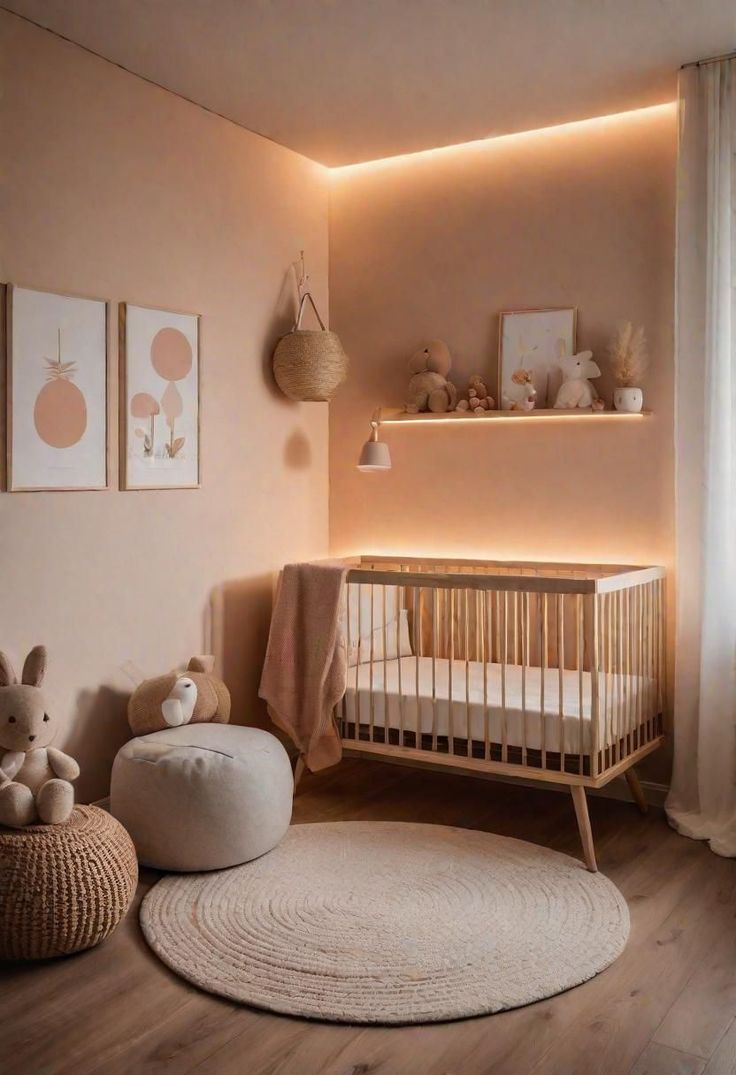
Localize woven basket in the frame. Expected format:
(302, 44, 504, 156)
(0, 805, 138, 960)
(273, 292, 348, 402)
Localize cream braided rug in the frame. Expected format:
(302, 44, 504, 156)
(140, 821, 629, 1024)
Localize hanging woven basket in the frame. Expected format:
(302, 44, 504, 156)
(273, 293, 348, 402)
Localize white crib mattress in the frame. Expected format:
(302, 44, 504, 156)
(343, 656, 654, 756)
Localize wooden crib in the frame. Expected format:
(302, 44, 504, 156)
(334, 555, 666, 871)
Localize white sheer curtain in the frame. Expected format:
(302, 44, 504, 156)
(666, 58, 736, 857)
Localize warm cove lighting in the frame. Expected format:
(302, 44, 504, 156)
(383, 410, 648, 425)
(330, 102, 676, 177)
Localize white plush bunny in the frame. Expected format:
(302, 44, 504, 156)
(554, 351, 601, 409)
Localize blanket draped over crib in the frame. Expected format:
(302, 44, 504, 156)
(259, 560, 348, 772)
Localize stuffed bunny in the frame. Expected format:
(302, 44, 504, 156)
(554, 351, 601, 409)
(405, 340, 458, 414)
(127, 656, 231, 736)
(0, 646, 79, 828)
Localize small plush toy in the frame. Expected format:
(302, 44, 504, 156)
(456, 374, 495, 414)
(554, 351, 602, 409)
(503, 368, 537, 411)
(405, 340, 458, 414)
(0, 646, 80, 828)
(128, 656, 231, 736)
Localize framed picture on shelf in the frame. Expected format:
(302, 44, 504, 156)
(6, 285, 108, 491)
(498, 307, 577, 410)
(120, 304, 200, 490)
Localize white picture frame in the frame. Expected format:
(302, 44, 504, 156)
(498, 307, 577, 409)
(6, 285, 109, 492)
(120, 304, 200, 490)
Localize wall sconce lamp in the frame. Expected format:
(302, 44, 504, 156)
(357, 409, 392, 472)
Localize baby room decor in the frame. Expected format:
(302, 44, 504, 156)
(553, 351, 602, 409)
(502, 368, 537, 411)
(0, 805, 137, 960)
(139, 820, 629, 1024)
(357, 409, 392, 471)
(456, 374, 495, 413)
(405, 339, 457, 413)
(273, 291, 348, 402)
(324, 555, 665, 871)
(609, 322, 648, 413)
(6, 285, 108, 491)
(120, 303, 200, 489)
(498, 307, 576, 409)
(127, 656, 231, 735)
(0, 646, 80, 828)
(111, 723, 293, 870)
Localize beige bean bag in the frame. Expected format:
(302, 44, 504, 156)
(110, 724, 293, 871)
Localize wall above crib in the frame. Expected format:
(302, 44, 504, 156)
(328, 103, 676, 782)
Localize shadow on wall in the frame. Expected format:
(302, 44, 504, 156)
(206, 573, 276, 730)
(65, 685, 131, 804)
(284, 428, 312, 469)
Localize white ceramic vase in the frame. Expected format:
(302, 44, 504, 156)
(613, 386, 643, 413)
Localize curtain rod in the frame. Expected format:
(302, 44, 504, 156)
(681, 48, 736, 69)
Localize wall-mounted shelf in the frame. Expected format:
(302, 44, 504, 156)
(381, 408, 651, 425)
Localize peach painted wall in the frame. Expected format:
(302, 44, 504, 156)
(329, 108, 677, 780)
(0, 12, 330, 801)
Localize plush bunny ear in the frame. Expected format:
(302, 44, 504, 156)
(0, 652, 17, 687)
(188, 655, 215, 674)
(22, 645, 47, 687)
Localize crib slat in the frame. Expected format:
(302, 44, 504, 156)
(540, 592, 547, 770)
(369, 582, 375, 742)
(590, 593, 600, 778)
(431, 588, 438, 751)
(557, 593, 565, 766)
(448, 588, 454, 752)
(521, 591, 528, 767)
(501, 591, 508, 764)
(465, 588, 471, 758)
(397, 581, 404, 748)
(382, 583, 388, 746)
(414, 586, 421, 748)
(482, 589, 490, 761)
(577, 593, 584, 773)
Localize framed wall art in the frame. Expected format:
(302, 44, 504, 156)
(6, 285, 108, 491)
(120, 304, 200, 490)
(498, 307, 577, 409)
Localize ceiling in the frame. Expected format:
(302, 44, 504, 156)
(3, 0, 735, 166)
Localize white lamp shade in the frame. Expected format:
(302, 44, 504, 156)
(357, 438, 391, 471)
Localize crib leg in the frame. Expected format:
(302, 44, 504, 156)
(570, 786, 598, 873)
(294, 755, 307, 791)
(624, 767, 648, 814)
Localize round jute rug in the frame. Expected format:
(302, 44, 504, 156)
(140, 821, 629, 1025)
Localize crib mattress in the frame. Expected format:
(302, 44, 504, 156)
(342, 656, 655, 756)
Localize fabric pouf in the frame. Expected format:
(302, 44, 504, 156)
(110, 724, 293, 871)
(0, 805, 138, 961)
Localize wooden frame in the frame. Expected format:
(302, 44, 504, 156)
(119, 302, 201, 491)
(325, 555, 666, 873)
(497, 306, 578, 410)
(5, 284, 110, 492)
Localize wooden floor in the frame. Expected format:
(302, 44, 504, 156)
(2, 758, 736, 1075)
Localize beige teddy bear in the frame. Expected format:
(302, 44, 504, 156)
(456, 374, 495, 414)
(405, 340, 458, 413)
(127, 656, 231, 736)
(0, 646, 80, 828)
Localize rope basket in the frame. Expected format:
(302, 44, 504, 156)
(0, 805, 138, 960)
(273, 292, 348, 402)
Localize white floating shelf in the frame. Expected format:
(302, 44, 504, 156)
(381, 408, 652, 425)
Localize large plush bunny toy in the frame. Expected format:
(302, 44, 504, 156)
(554, 351, 602, 409)
(0, 646, 80, 828)
(405, 340, 458, 414)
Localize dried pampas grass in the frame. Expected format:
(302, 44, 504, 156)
(608, 322, 648, 387)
